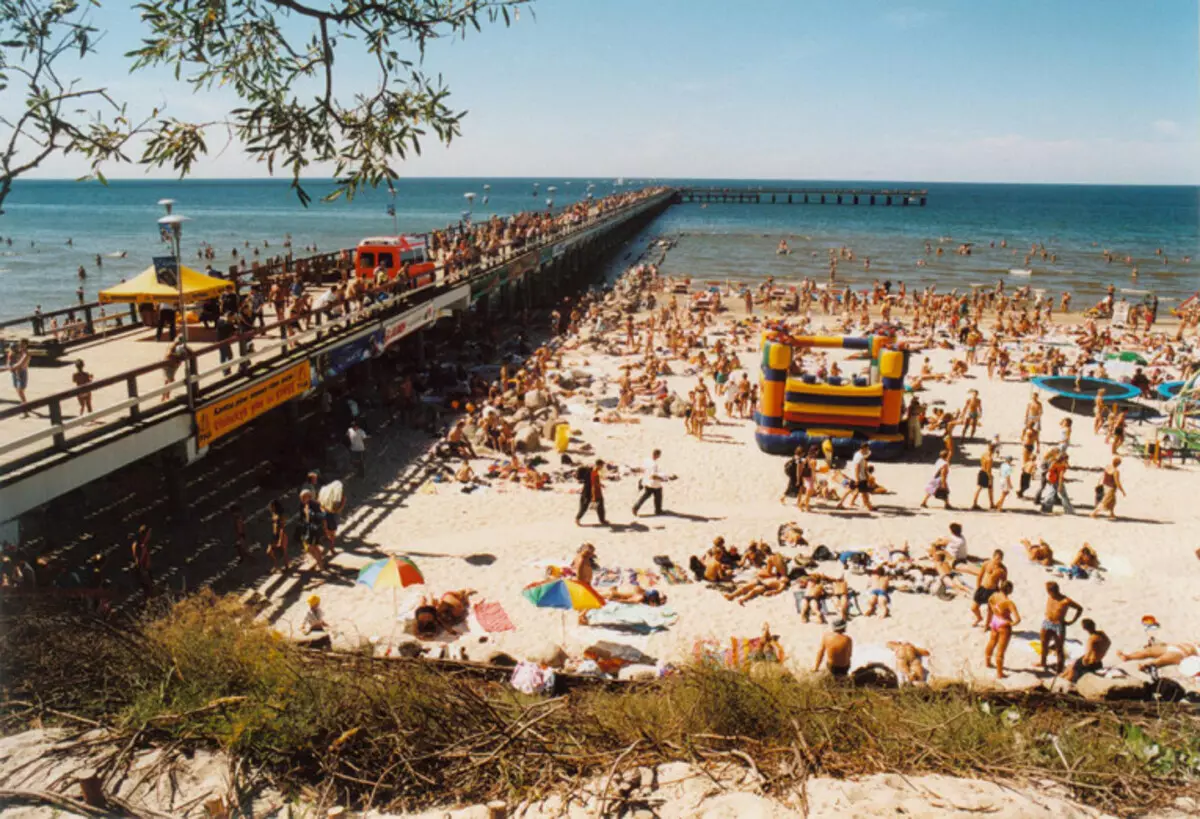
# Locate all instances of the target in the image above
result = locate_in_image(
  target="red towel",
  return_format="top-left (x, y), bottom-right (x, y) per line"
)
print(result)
top-left (473, 601), bottom-right (515, 633)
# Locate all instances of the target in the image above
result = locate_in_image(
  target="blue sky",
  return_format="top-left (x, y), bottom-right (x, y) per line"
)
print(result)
top-left (15, 0), bottom-right (1200, 183)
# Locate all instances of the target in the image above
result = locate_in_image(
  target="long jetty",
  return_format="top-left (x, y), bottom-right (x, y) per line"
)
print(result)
top-left (0, 190), bottom-right (673, 525)
top-left (674, 186), bottom-right (928, 206)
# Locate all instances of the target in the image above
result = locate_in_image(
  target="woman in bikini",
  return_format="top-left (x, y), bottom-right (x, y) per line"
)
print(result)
top-left (984, 581), bottom-right (1020, 679)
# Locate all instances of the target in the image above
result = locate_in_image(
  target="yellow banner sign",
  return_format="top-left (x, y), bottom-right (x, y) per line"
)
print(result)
top-left (195, 361), bottom-right (311, 448)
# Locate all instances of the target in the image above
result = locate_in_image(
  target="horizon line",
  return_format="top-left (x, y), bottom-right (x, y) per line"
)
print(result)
top-left (12, 176), bottom-right (1200, 188)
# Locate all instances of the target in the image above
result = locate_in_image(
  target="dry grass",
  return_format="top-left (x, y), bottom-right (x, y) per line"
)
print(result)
top-left (2, 592), bottom-right (1198, 814)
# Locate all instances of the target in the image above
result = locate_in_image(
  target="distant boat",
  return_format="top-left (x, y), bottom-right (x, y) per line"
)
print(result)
top-left (1009, 268), bottom-right (1032, 277)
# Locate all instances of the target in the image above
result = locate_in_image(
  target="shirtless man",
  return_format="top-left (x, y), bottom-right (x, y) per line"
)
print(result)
top-left (862, 567), bottom-right (892, 618)
top-left (887, 641), bottom-right (931, 684)
top-left (984, 581), bottom-right (1020, 679)
top-left (933, 551), bottom-right (972, 595)
top-left (829, 573), bottom-right (852, 621)
top-left (960, 389), bottom-right (983, 440)
top-left (971, 549), bottom-right (1007, 628)
top-left (1024, 392), bottom-right (1043, 438)
top-left (1061, 619), bottom-right (1110, 683)
top-left (813, 620), bottom-right (854, 679)
top-left (1040, 581), bottom-right (1083, 674)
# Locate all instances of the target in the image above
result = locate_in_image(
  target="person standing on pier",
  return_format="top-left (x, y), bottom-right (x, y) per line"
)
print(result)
top-left (3, 339), bottom-right (31, 416)
top-left (348, 420), bottom-right (368, 477)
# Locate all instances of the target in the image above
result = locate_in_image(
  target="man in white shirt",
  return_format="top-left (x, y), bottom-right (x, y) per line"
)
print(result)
top-left (632, 449), bottom-right (669, 516)
top-left (347, 421), bottom-right (368, 477)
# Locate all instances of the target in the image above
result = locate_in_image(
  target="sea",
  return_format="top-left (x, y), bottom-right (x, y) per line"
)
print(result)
top-left (1, 178), bottom-right (1197, 320)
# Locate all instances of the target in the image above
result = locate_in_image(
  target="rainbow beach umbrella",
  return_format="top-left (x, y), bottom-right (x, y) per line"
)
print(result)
top-left (357, 556), bottom-right (424, 615)
top-left (523, 578), bottom-right (606, 641)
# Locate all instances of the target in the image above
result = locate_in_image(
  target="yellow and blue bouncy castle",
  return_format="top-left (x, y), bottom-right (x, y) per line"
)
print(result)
top-left (756, 331), bottom-right (909, 459)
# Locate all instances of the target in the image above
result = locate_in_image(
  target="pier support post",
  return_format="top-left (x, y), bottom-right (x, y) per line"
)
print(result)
top-left (161, 444), bottom-right (188, 523)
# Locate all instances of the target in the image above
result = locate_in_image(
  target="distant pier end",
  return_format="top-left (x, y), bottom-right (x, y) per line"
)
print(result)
top-left (671, 186), bottom-right (928, 207)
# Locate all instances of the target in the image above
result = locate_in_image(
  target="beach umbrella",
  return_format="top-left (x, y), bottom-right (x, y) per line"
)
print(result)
top-left (523, 578), bottom-right (605, 641)
top-left (357, 556), bottom-right (424, 615)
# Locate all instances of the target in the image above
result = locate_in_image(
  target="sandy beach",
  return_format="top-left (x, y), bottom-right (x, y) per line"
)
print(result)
top-left (263, 264), bottom-right (1200, 695)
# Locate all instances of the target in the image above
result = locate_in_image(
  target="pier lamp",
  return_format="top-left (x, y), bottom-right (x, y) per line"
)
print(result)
top-left (482, 183), bottom-right (490, 205)
top-left (157, 210), bottom-right (193, 410)
top-left (157, 198), bottom-right (175, 215)
top-left (464, 191), bottom-right (476, 224)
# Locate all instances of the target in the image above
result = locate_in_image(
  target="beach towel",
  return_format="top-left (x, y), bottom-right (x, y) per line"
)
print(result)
top-left (1025, 637), bottom-right (1085, 662)
top-left (586, 603), bottom-right (677, 634)
top-left (662, 565), bottom-right (691, 585)
top-left (592, 567), bottom-right (660, 588)
top-left (473, 601), bottom-right (515, 633)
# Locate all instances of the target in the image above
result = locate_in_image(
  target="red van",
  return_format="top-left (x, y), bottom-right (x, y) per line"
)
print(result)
top-left (355, 235), bottom-right (438, 288)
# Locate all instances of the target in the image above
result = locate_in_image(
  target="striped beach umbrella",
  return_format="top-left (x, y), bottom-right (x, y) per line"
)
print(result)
top-left (523, 578), bottom-right (606, 642)
top-left (357, 556), bottom-right (424, 615)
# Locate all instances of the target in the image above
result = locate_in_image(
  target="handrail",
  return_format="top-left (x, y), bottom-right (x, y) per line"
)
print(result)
top-left (0, 189), bottom-right (671, 468)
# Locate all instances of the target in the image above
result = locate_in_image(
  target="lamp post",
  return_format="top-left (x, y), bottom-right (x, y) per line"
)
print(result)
top-left (158, 210), bottom-right (192, 410)
top-left (388, 188), bottom-right (399, 235)
top-left (464, 191), bottom-right (476, 224)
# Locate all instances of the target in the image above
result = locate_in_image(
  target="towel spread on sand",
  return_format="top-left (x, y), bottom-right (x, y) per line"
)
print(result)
top-left (662, 565), bottom-right (691, 585)
top-left (473, 601), bottom-right (515, 633)
top-left (592, 567), bottom-right (660, 588)
top-left (586, 603), bottom-right (677, 633)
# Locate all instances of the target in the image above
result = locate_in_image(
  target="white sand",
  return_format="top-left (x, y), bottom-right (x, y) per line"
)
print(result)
top-left (265, 288), bottom-right (1200, 693)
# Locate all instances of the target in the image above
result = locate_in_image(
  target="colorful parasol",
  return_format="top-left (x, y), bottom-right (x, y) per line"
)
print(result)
top-left (357, 556), bottom-right (424, 615)
top-left (523, 577), bottom-right (606, 642)
top-left (522, 578), bottom-right (605, 611)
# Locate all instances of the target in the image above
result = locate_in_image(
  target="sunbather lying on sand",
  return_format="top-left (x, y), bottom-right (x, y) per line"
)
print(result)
top-left (1022, 537), bottom-right (1055, 566)
top-left (887, 641), bottom-right (930, 684)
top-left (604, 584), bottom-right (666, 606)
top-left (1116, 642), bottom-right (1198, 671)
top-left (724, 550), bottom-right (791, 606)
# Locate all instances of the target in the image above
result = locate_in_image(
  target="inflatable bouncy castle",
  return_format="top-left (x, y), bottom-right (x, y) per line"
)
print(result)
top-left (756, 331), bottom-right (910, 459)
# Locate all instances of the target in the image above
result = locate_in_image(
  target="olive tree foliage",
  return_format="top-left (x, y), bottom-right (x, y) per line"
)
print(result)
top-left (0, 0), bottom-right (153, 213)
top-left (0, 0), bottom-right (530, 212)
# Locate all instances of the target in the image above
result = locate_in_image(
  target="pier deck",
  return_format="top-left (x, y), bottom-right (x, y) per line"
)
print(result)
top-left (675, 186), bottom-right (928, 206)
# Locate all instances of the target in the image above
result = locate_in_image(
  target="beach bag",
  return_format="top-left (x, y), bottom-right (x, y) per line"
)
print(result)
top-left (811, 545), bottom-right (835, 562)
top-left (933, 486), bottom-right (949, 501)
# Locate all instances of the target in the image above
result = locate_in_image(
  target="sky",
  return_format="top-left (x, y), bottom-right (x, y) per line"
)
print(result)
top-left (9, 0), bottom-right (1200, 184)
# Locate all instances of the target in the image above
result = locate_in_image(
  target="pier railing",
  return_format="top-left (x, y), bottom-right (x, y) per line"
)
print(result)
top-left (0, 189), bottom-right (673, 477)
top-left (675, 186), bottom-right (928, 206)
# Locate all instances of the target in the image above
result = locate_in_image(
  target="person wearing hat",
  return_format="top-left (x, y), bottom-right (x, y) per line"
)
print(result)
top-left (813, 619), bottom-right (853, 679)
top-left (302, 595), bottom-right (327, 634)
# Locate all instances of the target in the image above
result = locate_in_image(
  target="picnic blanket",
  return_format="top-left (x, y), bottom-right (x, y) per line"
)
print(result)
top-left (473, 601), bottom-right (515, 633)
top-left (586, 603), bottom-right (677, 634)
top-left (693, 636), bottom-right (785, 668)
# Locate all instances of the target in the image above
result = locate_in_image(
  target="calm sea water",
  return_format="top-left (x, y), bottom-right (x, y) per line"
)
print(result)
top-left (1, 178), bottom-right (1197, 319)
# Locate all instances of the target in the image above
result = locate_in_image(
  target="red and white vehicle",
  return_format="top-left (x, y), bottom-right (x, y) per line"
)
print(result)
top-left (355, 235), bottom-right (438, 289)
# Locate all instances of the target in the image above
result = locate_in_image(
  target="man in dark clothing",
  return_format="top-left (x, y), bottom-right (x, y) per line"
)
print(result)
top-left (155, 305), bottom-right (177, 342)
top-left (216, 312), bottom-right (236, 374)
top-left (576, 458), bottom-right (608, 526)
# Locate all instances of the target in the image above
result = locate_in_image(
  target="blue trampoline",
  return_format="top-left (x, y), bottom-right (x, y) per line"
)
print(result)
top-left (1031, 376), bottom-right (1140, 405)
top-left (1156, 381), bottom-right (1185, 401)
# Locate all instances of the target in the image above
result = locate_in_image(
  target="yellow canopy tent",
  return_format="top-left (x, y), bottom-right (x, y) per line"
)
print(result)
top-left (98, 264), bottom-right (233, 306)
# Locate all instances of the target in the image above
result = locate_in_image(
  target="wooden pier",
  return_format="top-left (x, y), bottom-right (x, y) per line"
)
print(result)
top-left (673, 186), bottom-right (928, 207)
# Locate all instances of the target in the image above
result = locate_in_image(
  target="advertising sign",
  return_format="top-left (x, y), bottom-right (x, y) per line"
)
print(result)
top-left (195, 361), bottom-right (311, 448)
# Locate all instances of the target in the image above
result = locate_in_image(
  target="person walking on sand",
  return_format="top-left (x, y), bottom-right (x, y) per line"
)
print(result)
top-left (960, 389), bottom-right (983, 440)
top-left (837, 444), bottom-right (875, 512)
top-left (347, 420), bottom-right (368, 477)
top-left (984, 581), bottom-right (1020, 679)
top-left (971, 442), bottom-right (996, 510)
top-left (920, 448), bottom-right (952, 509)
top-left (1039, 581), bottom-right (1083, 675)
top-left (633, 448), bottom-right (672, 517)
top-left (1090, 456), bottom-right (1126, 520)
top-left (576, 458), bottom-right (609, 526)
top-left (813, 619), bottom-right (854, 679)
top-left (130, 524), bottom-right (153, 595)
